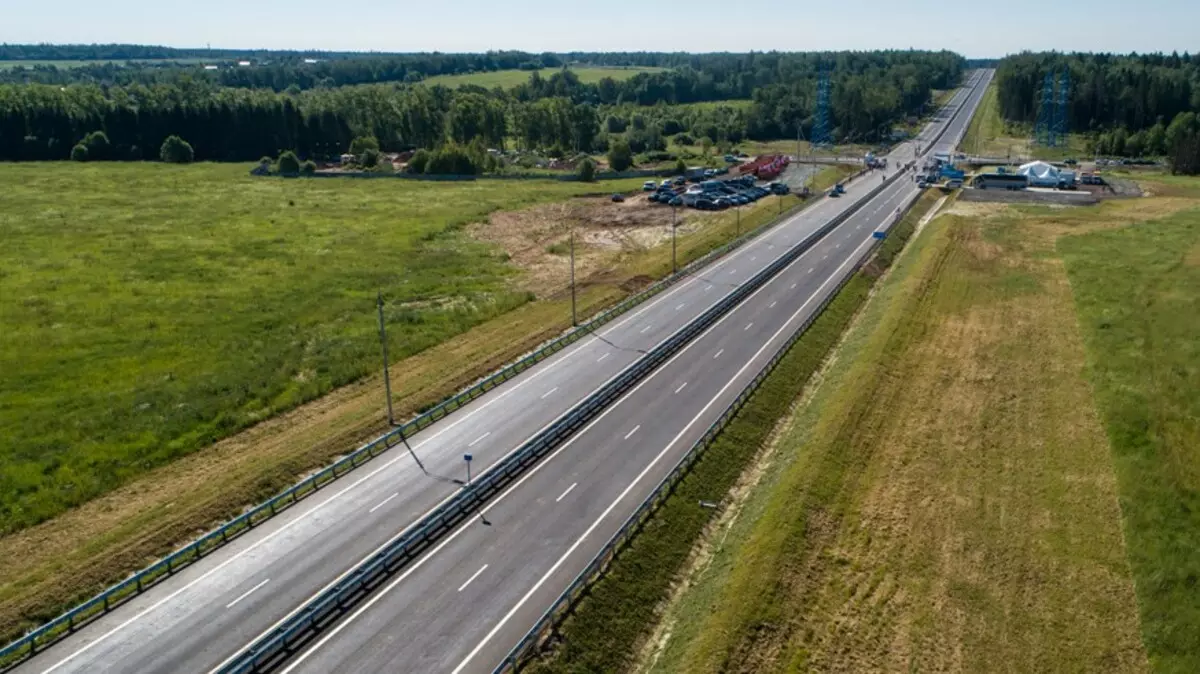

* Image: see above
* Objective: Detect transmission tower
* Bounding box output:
[811,64,833,147]
[1053,69,1071,146]
[1035,71,1057,147]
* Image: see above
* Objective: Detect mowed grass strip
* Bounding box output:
[1059,205,1200,673]
[521,191,938,674]
[422,66,663,89]
[0,162,644,536]
[0,164,836,642]
[650,198,1153,673]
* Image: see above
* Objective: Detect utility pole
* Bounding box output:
[377,292,396,426]
[671,205,678,274]
[569,230,577,326]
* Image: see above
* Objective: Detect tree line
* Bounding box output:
[0,52,963,163]
[994,51,1200,172]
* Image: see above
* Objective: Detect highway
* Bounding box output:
[266,71,992,674]
[12,70,989,674]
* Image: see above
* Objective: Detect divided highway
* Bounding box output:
[274,70,992,674]
[12,70,990,674]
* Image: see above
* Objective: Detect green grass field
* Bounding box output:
[1060,204,1200,673]
[422,66,664,89]
[961,80,1091,161]
[0,163,643,535]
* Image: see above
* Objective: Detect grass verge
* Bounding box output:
[519,190,940,674]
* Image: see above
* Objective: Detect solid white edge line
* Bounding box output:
[449,233,882,674]
[225,579,270,610]
[457,565,489,593]
[554,483,577,503]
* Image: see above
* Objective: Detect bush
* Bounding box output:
[360,148,380,168]
[674,133,695,146]
[159,135,194,164]
[425,143,479,175]
[608,140,633,172]
[577,157,597,182]
[645,151,675,162]
[375,159,395,174]
[349,136,379,157]
[82,131,110,160]
[300,160,317,176]
[674,158,688,175]
[277,151,301,175]
[407,149,430,174]
[70,144,89,162]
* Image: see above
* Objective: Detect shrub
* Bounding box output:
[349,136,379,157]
[407,149,430,174]
[82,131,110,160]
[277,151,301,175]
[674,158,688,175]
[360,148,380,168]
[159,135,194,164]
[375,159,395,174]
[674,133,695,146]
[425,143,479,175]
[608,140,633,172]
[300,160,317,176]
[70,144,89,162]
[577,157,597,182]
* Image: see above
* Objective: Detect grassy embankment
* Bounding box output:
[422,66,663,89]
[0,161,843,641]
[961,80,1090,162]
[522,190,942,674]
[650,184,1200,673]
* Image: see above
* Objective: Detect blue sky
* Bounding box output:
[4,0,1197,58]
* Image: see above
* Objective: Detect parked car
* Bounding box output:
[612,193,626,202]
[669,196,683,206]
[642,181,656,191]
[673,176,687,185]
[695,198,716,210]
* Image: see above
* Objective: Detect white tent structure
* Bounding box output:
[1017,160,1063,187]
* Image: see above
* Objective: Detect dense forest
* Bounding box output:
[0,51,963,163]
[995,52,1200,172]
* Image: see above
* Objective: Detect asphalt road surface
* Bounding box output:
[14,71,990,674]
[271,71,992,674]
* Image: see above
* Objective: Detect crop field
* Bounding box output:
[640,188,1200,673]
[422,66,664,89]
[0,163,646,536]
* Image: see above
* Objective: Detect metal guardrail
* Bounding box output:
[215,163,908,674]
[493,177,931,674]
[0,166,822,672]
[493,77,987,674]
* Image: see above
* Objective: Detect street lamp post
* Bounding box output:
[569,230,577,327]
[376,292,396,427]
[671,205,678,274]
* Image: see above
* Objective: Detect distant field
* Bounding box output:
[422,66,664,89]
[0,58,208,70]
[0,164,644,535]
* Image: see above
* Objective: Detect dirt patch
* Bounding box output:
[472,194,713,298]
